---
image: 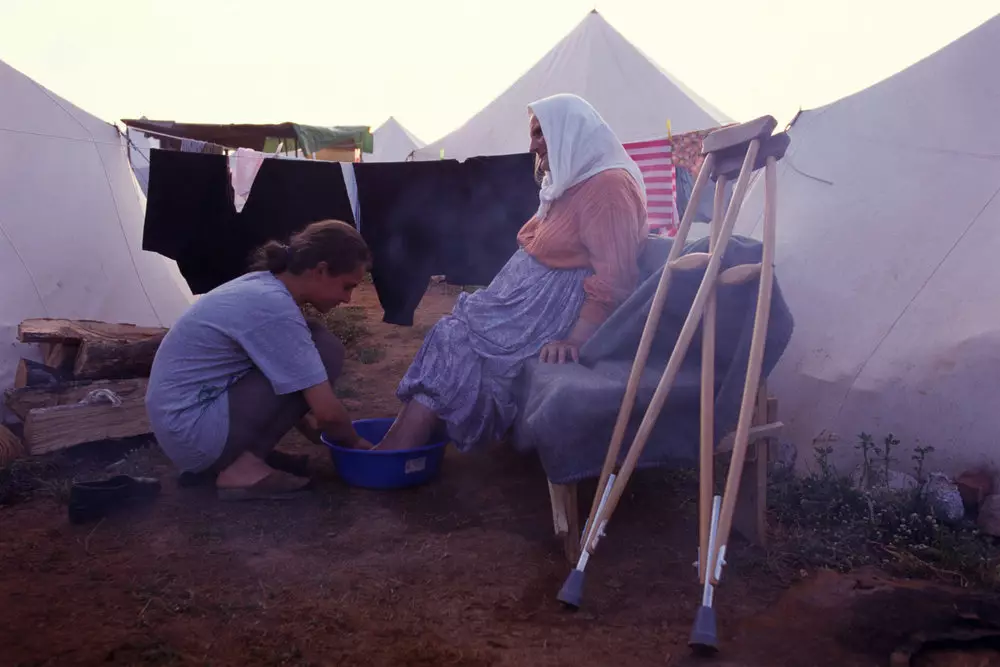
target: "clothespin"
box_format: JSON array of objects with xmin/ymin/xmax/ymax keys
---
[
  {"xmin": 666, "ymin": 119, "xmax": 673, "ymax": 140},
  {"xmin": 440, "ymin": 148, "xmax": 445, "ymax": 160}
]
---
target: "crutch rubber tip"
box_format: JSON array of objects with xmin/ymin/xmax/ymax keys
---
[
  {"xmin": 556, "ymin": 569, "xmax": 585, "ymax": 609},
  {"xmin": 688, "ymin": 605, "xmax": 719, "ymax": 654}
]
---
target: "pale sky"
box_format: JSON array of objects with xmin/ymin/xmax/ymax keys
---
[{"xmin": 1, "ymin": 0, "xmax": 996, "ymax": 144}]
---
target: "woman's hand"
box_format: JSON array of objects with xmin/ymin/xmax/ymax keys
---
[{"xmin": 539, "ymin": 340, "xmax": 580, "ymax": 364}]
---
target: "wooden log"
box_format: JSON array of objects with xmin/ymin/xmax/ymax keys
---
[
  {"xmin": 41, "ymin": 342, "xmax": 81, "ymax": 373},
  {"xmin": 18, "ymin": 318, "xmax": 166, "ymax": 345},
  {"xmin": 12, "ymin": 359, "xmax": 73, "ymax": 390},
  {"xmin": 0, "ymin": 424, "xmax": 25, "ymax": 467},
  {"xmin": 5, "ymin": 378, "xmax": 148, "ymax": 422},
  {"xmin": 73, "ymin": 334, "xmax": 165, "ymax": 380},
  {"xmin": 23, "ymin": 388, "xmax": 151, "ymax": 455}
]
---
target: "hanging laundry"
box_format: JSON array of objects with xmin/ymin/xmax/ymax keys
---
[
  {"xmin": 229, "ymin": 148, "xmax": 267, "ymax": 212},
  {"xmin": 143, "ymin": 150, "xmax": 242, "ymax": 294},
  {"xmin": 623, "ymin": 137, "xmax": 676, "ymax": 236},
  {"xmin": 143, "ymin": 150, "xmax": 355, "ymax": 295},
  {"xmin": 445, "ymin": 152, "xmax": 539, "ymax": 286},
  {"xmin": 180, "ymin": 138, "xmax": 208, "ymax": 153},
  {"xmin": 238, "ymin": 157, "xmax": 356, "ymax": 260},
  {"xmin": 353, "ymin": 159, "xmax": 464, "ymax": 326},
  {"xmin": 353, "ymin": 152, "xmax": 539, "ymax": 326}
]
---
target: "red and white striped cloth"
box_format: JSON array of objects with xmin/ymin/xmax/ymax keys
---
[{"xmin": 623, "ymin": 137, "xmax": 676, "ymax": 236}]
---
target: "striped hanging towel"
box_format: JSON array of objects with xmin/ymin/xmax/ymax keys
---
[{"xmin": 623, "ymin": 137, "xmax": 676, "ymax": 237}]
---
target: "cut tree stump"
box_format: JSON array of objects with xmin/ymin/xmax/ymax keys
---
[
  {"xmin": 5, "ymin": 378, "xmax": 148, "ymax": 422},
  {"xmin": 73, "ymin": 334, "xmax": 165, "ymax": 380},
  {"xmin": 23, "ymin": 389, "xmax": 151, "ymax": 455},
  {"xmin": 0, "ymin": 424, "xmax": 25, "ymax": 467},
  {"xmin": 18, "ymin": 319, "xmax": 166, "ymax": 345}
]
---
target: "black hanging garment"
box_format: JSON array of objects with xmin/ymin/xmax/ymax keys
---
[
  {"xmin": 142, "ymin": 150, "xmax": 241, "ymax": 294},
  {"xmin": 445, "ymin": 152, "xmax": 539, "ymax": 287},
  {"xmin": 143, "ymin": 151, "xmax": 355, "ymax": 294},
  {"xmin": 238, "ymin": 158, "xmax": 356, "ymax": 255},
  {"xmin": 353, "ymin": 160, "xmax": 464, "ymax": 326}
]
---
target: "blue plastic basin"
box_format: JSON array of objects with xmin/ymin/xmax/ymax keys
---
[{"xmin": 321, "ymin": 418, "xmax": 447, "ymax": 489}]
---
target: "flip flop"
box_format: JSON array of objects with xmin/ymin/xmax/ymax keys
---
[
  {"xmin": 180, "ymin": 452, "xmax": 310, "ymax": 488},
  {"xmin": 217, "ymin": 470, "xmax": 312, "ymax": 502}
]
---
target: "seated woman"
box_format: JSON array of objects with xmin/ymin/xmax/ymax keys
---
[
  {"xmin": 378, "ymin": 93, "xmax": 648, "ymax": 452},
  {"xmin": 146, "ymin": 220, "xmax": 374, "ymax": 501}
]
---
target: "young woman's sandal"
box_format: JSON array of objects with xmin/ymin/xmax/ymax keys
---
[{"xmin": 217, "ymin": 469, "xmax": 312, "ymax": 501}]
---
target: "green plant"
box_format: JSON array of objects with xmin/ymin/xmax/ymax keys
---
[
  {"xmin": 882, "ymin": 432, "xmax": 900, "ymax": 485},
  {"xmin": 912, "ymin": 445, "xmax": 935, "ymax": 482},
  {"xmin": 768, "ymin": 435, "xmax": 1000, "ymax": 589},
  {"xmin": 856, "ymin": 432, "xmax": 880, "ymax": 488},
  {"xmin": 813, "ymin": 443, "xmax": 836, "ymax": 481}
]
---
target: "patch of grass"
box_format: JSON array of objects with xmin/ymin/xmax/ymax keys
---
[
  {"xmin": 0, "ymin": 456, "xmax": 65, "ymax": 506},
  {"xmin": 355, "ymin": 346, "xmax": 386, "ymax": 365},
  {"xmin": 335, "ymin": 384, "xmax": 360, "ymax": 399},
  {"xmin": 767, "ymin": 435, "xmax": 1000, "ymax": 588},
  {"xmin": 320, "ymin": 306, "xmax": 370, "ymax": 348}
]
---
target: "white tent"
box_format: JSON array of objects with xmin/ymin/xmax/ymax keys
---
[
  {"xmin": 365, "ymin": 117, "xmax": 425, "ymax": 162},
  {"xmin": 0, "ymin": 59, "xmax": 194, "ymax": 390},
  {"xmin": 733, "ymin": 14, "xmax": 1000, "ymax": 474},
  {"xmin": 413, "ymin": 10, "xmax": 730, "ymax": 161}
]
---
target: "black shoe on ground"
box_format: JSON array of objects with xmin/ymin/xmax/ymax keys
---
[{"xmin": 68, "ymin": 475, "xmax": 162, "ymax": 525}]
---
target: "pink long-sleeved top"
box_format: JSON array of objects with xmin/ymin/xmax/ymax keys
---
[{"xmin": 517, "ymin": 168, "xmax": 648, "ymax": 327}]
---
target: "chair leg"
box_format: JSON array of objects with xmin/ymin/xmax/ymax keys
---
[
  {"xmin": 731, "ymin": 386, "xmax": 774, "ymax": 547},
  {"xmin": 548, "ymin": 481, "xmax": 581, "ymax": 563}
]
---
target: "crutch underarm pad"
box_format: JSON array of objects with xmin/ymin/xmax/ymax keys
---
[
  {"xmin": 711, "ymin": 132, "xmax": 791, "ymax": 182},
  {"xmin": 701, "ymin": 116, "xmax": 778, "ymax": 155}
]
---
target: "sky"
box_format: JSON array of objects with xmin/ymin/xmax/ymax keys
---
[{"xmin": 0, "ymin": 0, "xmax": 996, "ymax": 145}]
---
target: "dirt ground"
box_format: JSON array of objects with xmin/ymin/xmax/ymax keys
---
[{"xmin": 2, "ymin": 283, "xmax": 997, "ymax": 667}]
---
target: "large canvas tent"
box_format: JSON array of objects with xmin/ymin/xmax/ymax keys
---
[
  {"xmin": 413, "ymin": 10, "xmax": 730, "ymax": 161},
  {"xmin": 365, "ymin": 117, "xmax": 425, "ymax": 162},
  {"xmin": 0, "ymin": 59, "xmax": 194, "ymax": 390},
  {"xmin": 733, "ymin": 14, "xmax": 1000, "ymax": 474}
]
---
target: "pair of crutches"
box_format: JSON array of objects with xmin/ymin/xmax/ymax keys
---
[{"xmin": 556, "ymin": 115, "xmax": 790, "ymax": 653}]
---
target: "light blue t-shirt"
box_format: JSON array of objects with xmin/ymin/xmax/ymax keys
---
[{"xmin": 146, "ymin": 271, "xmax": 328, "ymax": 472}]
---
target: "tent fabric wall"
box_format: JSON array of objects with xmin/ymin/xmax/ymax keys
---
[
  {"xmin": 732, "ymin": 14, "xmax": 1000, "ymax": 474},
  {"xmin": 365, "ymin": 117, "xmax": 425, "ymax": 163},
  {"xmin": 0, "ymin": 59, "xmax": 194, "ymax": 390},
  {"xmin": 413, "ymin": 10, "xmax": 729, "ymax": 162}
]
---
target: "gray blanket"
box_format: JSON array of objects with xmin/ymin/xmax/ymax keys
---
[{"xmin": 511, "ymin": 235, "xmax": 794, "ymax": 484}]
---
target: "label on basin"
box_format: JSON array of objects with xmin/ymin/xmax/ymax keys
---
[{"xmin": 405, "ymin": 457, "xmax": 427, "ymax": 474}]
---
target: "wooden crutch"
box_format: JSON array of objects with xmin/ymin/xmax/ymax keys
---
[
  {"xmin": 689, "ymin": 143, "xmax": 785, "ymax": 653},
  {"xmin": 560, "ymin": 117, "xmax": 779, "ymax": 609},
  {"xmin": 579, "ymin": 151, "xmax": 718, "ymax": 550},
  {"xmin": 697, "ymin": 173, "xmax": 728, "ymax": 583}
]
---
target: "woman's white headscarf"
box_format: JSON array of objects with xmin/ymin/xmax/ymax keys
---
[{"xmin": 527, "ymin": 93, "xmax": 645, "ymax": 220}]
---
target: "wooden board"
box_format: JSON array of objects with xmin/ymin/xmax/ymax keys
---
[
  {"xmin": 18, "ymin": 318, "xmax": 167, "ymax": 345},
  {"xmin": 73, "ymin": 334, "xmax": 164, "ymax": 380},
  {"xmin": 5, "ymin": 378, "xmax": 148, "ymax": 422},
  {"xmin": 23, "ymin": 391, "xmax": 151, "ymax": 455}
]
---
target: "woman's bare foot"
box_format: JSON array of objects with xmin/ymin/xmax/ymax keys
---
[
  {"xmin": 216, "ymin": 452, "xmax": 277, "ymax": 489},
  {"xmin": 379, "ymin": 400, "xmax": 440, "ymax": 451}
]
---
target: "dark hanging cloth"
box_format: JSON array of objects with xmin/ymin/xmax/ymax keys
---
[
  {"xmin": 238, "ymin": 158, "xmax": 356, "ymax": 256},
  {"xmin": 353, "ymin": 159, "xmax": 464, "ymax": 326},
  {"xmin": 142, "ymin": 149, "xmax": 241, "ymax": 294},
  {"xmin": 445, "ymin": 152, "xmax": 539, "ymax": 287},
  {"xmin": 143, "ymin": 151, "xmax": 355, "ymax": 295}
]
